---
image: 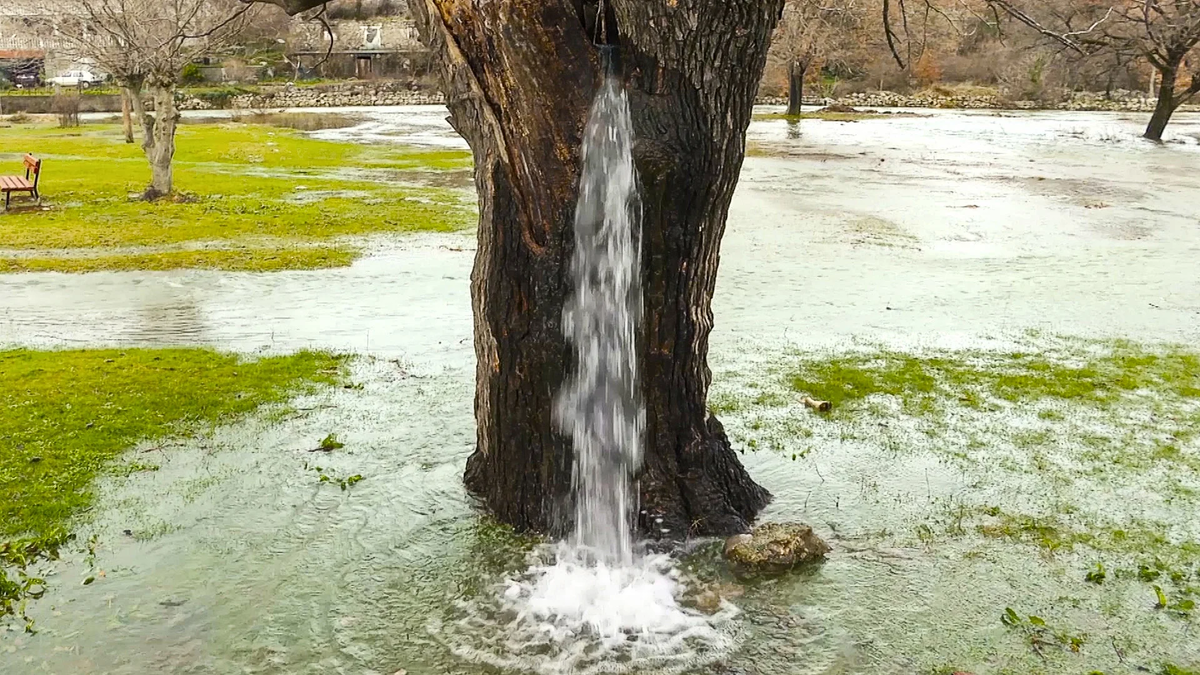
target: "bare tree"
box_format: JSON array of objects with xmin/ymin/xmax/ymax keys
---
[
  {"xmin": 770, "ymin": 0, "xmax": 861, "ymax": 115},
  {"xmin": 1110, "ymin": 0, "xmax": 1200, "ymax": 139},
  {"xmin": 44, "ymin": 0, "xmax": 258, "ymax": 197},
  {"xmin": 885, "ymin": 0, "xmax": 1200, "ymax": 140}
]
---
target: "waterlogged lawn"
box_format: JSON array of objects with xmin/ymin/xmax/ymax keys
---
[
  {"xmin": 0, "ymin": 244, "xmax": 358, "ymax": 274},
  {"xmin": 0, "ymin": 348, "xmax": 345, "ymax": 626},
  {"xmin": 753, "ymin": 111, "xmax": 897, "ymax": 122},
  {"xmin": 709, "ymin": 336, "xmax": 1200, "ymax": 674},
  {"xmin": 0, "ymin": 121, "xmax": 474, "ymax": 272}
]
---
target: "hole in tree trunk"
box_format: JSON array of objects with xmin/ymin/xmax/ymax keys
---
[{"xmin": 579, "ymin": 1, "xmax": 621, "ymax": 46}]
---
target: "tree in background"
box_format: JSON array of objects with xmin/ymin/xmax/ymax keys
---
[
  {"xmin": 46, "ymin": 0, "xmax": 258, "ymax": 197},
  {"xmin": 1108, "ymin": 0, "xmax": 1200, "ymax": 139},
  {"xmin": 913, "ymin": 50, "xmax": 942, "ymax": 86},
  {"xmin": 927, "ymin": 0, "xmax": 1200, "ymax": 140},
  {"xmin": 769, "ymin": 0, "xmax": 864, "ymax": 114}
]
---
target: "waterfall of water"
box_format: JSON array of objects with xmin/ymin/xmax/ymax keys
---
[
  {"xmin": 441, "ymin": 51, "xmax": 737, "ymax": 674},
  {"xmin": 556, "ymin": 47, "xmax": 643, "ymax": 566}
]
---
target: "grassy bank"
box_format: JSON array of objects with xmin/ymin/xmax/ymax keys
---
[
  {"xmin": 0, "ymin": 348, "xmax": 345, "ymax": 626},
  {"xmin": 0, "ymin": 119, "xmax": 473, "ymax": 273}
]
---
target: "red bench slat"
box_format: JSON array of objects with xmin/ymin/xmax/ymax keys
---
[{"xmin": 1, "ymin": 176, "xmax": 35, "ymax": 191}]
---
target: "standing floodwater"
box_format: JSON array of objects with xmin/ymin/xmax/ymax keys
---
[
  {"xmin": 556, "ymin": 48, "xmax": 644, "ymax": 566},
  {"xmin": 441, "ymin": 51, "xmax": 737, "ymax": 675}
]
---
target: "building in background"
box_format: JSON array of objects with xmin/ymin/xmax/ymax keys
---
[
  {"xmin": 2, "ymin": 0, "xmax": 432, "ymax": 87},
  {"xmin": 285, "ymin": 12, "xmax": 429, "ymax": 80},
  {"xmin": 0, "ymin": 2, "xmax": 49, "ymax": 85}
]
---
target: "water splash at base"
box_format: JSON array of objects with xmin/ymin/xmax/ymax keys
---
[{"xmin": 439, "ymin": 543, "xmax": 739, "ymax": 675}]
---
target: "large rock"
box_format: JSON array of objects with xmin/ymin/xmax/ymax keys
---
[{"xmin": 724, "ymin": 522, "xmax": 829, "ymax": 577}]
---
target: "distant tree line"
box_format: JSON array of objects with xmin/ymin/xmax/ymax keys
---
[{"xmin": 765, "ymin": 0, "xmax": 1199, "ymax": 139}]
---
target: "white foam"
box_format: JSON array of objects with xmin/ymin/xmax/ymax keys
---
[{"xmin": 438, "ymin": 544, "xmax": 739, "ymax": 675}]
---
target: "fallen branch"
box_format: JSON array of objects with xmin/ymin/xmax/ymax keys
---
[{"xmin": 802, "ymin": 396, "xmax": 832, "ymax": 412}]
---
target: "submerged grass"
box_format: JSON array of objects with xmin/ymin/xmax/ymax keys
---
[
  {"xmin": 0, "ymin": 348, "xmax": 345, "ymax": 540},
  {"xmin": 224, "ymin": 111, "xmax": 365, "ymax": 131},
  {"xmin": 0, "ymin": 122, "xmax": 473, "ymax": 272},
  {"xmin": 0, "ymin": 246, "xmax": 358, "ymax": 273},
  {"xmin": 787, "ymin": 342, "xmax": 1200, "ymax": 414},
  {"xmin": 710, "ymin": 337, "xmax": 1200, "ymax": 672},
  {"xmin": 0, "ymin": 347, "xmax": 345, "ymax": 629}
]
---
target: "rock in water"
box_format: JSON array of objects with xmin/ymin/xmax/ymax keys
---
[{"xmin": 724, "ymin": 523, "xmax": 830, "ymax": 576}]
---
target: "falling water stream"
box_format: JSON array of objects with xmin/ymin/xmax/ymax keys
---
[
  {"xmin": 557, "ymin": 46, "xmax": 644, "ymax": 567},
  {"xmin": 442, "ymin": 50, "xmax": 738, "ymax": 675}
]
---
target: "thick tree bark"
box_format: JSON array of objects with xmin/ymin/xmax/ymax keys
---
[
  {"xmin": 409, "ymin": 0, "xmax": 781, "ymax": 540},
  {"xmin": 121, "ymin": 90, "xmax": 135, "ymax": 144},
  {"xmin": 787, "ymin": 61, "xmax": 806, "ymax": 116},
  {"xmin": 142, "ymin": 84, "xmax": 179, "ymax": 198},
  {"xmin": 1145, "ymin": 64, "xmax": 1178, "ymax": 142},
  {"xmin": 124, "ymin": 80, "xmax": 176, "ymax": 198}
]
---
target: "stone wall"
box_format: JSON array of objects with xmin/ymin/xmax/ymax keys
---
[
  {"xmin": 0, "ymin": 93, "xmax": 120, "ymax": 114},
  {"xmin": 758, "ymin": 89, "xmax": 1198, "ymax": 113},
  {"xmin": 177, "ymin": 82, "xmax": 444, "ymax": 110},
  {"xmin": 2, "ymin": 82, "xmax": 443, "ymax": 114}
]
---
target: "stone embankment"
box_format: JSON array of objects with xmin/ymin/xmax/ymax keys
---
[
  {"xmin": 177, "ymin": 82, "xmax": 445, "ymax": 110},
  {"xmin": 1, "ymin": 81, "xmax": 444, "ymax": 115},
  {"xmin": 7, "ymin": 82, "xmax": 1194, "ymax": 114},
  {"xmin": 758, "ymin": 89, "xmax": 1198, "ymax": 113}
]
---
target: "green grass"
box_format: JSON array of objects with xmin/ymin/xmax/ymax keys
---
[
  {"xmin": 0, "ymin": 348, "xmax": 344, "ymax": 540},
  {"xmin": 0, "ymin": 121, "xmax": 474, "ymax": 272},
  {"xmin": 975, "ymin": 506, "xmax": 1200, "ymax": 559},
  {"xmin": 788, "ymin": 343, "xmax": 1200, "ymax": 414},
  {"xmin": 0, "ymin": 246, "xmax": 358, "ymax": 273}
]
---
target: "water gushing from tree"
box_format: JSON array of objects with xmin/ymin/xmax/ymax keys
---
[
  {"xmin": 556, "ymin": 47, "xmax": 644, "ymax": 566},
  {"xmin": 441, "ymin": 52, "xmax": 736, "ymax": 674}
]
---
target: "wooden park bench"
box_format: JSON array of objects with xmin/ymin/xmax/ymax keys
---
[{"xmin": 1, "ymin": 154, "xmax": 42, "ymax": 210}]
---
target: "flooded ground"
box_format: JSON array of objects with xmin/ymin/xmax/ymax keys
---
[{"xmin": 3, "ymin": 106, "xmax": 1199, "ymax": 674}]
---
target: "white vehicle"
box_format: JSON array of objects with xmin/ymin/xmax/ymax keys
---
[{"xmin": 48, "ymin": 69, "xmax": 106, "ymax": 88}]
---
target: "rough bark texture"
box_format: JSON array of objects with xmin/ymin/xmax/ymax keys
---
[
  {"xmin": 144, "ymin": 85, "xmax": 179, "ymax": 197},
  {"xmin": 121, "ymin": 90, "xmax": 135, "ymax": 144},
  {"xmin": 408, "ymin": 0, "xmax": 782, "ymax": 540},
  {"xmin": 123, "ymin": 81, "xmax": 178, "ymax": 198},
  {"xmin": 125, "ymin": 84, "xmax": 148, "ymax": 146},
  {"xmin": 787, "ymin": 62, "xmax": 805, "ymax": 116}
]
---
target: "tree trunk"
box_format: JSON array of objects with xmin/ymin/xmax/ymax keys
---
[
  {"xmin": 121, "ymin": 89, "xmax": 135, "ymax": 144},
  {"xmin": 1145, "ymin": 64, "xmax": 1177, "ymax": 142},
  {"xmin": 787, "ymin": 61, "xmax": 806, "ymax": 116},
  {"xmin": 143, "ymin": 84, "xmax": 179, "ymax": 198},
  {"xmin": 411, "ymin": 0, "xmax": 780, "ymax": 539}
]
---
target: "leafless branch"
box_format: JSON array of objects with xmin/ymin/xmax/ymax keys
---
[
  {"xmin": 183, "ymin": 3, "xmax": 252, "ymax": 40},
  {"xmin": 982, "ymin": 0, "xmax": 1088, "ymax": 53},
  {"xmin": 883, "ymin": 0, "xmax": 907, "ymax": 68}
]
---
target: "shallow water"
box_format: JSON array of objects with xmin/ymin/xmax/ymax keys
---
[
  {"xmin": 8, "ymin": 107, "xmax": 1199, "ymax": 351},
  {"xmin": 3, "ymin": 106, "xmax": 1200, "ymax": 674}
]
